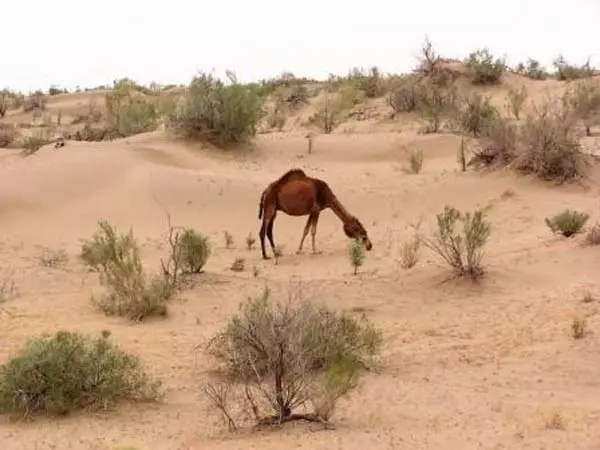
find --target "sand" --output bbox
[1,77,600,450]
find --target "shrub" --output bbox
[454,92,499,137]
[584,222,600,245]
[506,85,528,120]
[422,205,491,280]
[0,90,8,118]
[553,55,595,81]
[310,93,340,134]
[0,125,17,148]
[348,239,366,275]
[167,72,265,147]
[346,66,383,98]
[80,220,173,321]
[515,58,548,80]
[245,233,256,250]
[571,316,587,339]
[21,130,49,156]
[405,147,424,174]
[464,48,506,85]
[105,80,158,137]
[387,76,420,115]
[0,330,162,417]
[415,79,458,133]
[205,286,382,427]
[562,78,600,136]
[513,101,587,182]
[48,85,68,96]
[545,209,589,237]
[22,91,47,112]
[398,236,420,269]
[178,228,211,273]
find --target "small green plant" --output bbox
[0,330,162,418]
[405,147,424,174]
[506,85,528,120]
[422,205,491,280]
[415,79,458,133]
[178,229,211,273]
[245,233,256,250]
[105,79,158,137]
[571,316,587,339]
[348,239,366,275]
[545,209,589,237]
[205,285,382,428]
[223,230,234,249]
[80,220,173,321]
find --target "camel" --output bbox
[257,168,373,260]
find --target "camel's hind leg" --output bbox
[260,204,276,260]
[266,213,277,256]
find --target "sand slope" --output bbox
[1,78,600,449]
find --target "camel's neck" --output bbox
[328,195,353,224]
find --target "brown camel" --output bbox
[258,168,373,260]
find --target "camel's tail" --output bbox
[258,190,265,220]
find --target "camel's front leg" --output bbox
[296,215,312,254]
[310,212,322,255]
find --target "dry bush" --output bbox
[422,205,491,280]
[553,55,595,81]
[205,285,382,427]
[348,239,366,275]
[0,124,18,148]
[506,85,528,120]
[571,316,587,339]
[230,258,245,272]
[105,79,158,137]
[415,78,459,133]
[584,222,600,245]
[22,91,47,112]
[515,58,548,80]
[38,247,69,268]
[346,66,384,98]
[167,72,265,147]
[0,270,18,306]
[310,93,341,134]
[245,233,256,250]
[464,48,506,85]
[398,236,420,269]
[21,130,50,156]
[387,75,420,116]
[545,209,589,237]
[0,90,8,118]
[0,330,162,418]
[453,92,499,137]
[562,78,600,136]
[223,230,234,249]
[80,220,174,322]
[404,147,424,174]
[513,101,587,182]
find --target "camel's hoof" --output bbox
[262,256,271,260]
[296,250,304,255]
[311,250,323,256]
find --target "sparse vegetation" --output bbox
[0,270,18,306]
[464,48,506,85]
[105,79,158,137]
[515,58,548,80]
[584,222,600,245]
[422,205,491,280]
[0,330,162,418]
[230,258,245,272]
[205,286,382,428]
[21,130,49,155]
[506,85,528,120]
[398,236,420,270]
[454,92,499,137]
[80,220,174,321]
[22,91,47,112]
[245,233,256,250]
[405,147,424,174]
[553,55,595,81]
[562,78,600,136]
[167,72,265,147]
[38,247,69,268]
[348,239,366,275]
[415,78,458,133]
[545,209,589,237]
[571,316,587,339]
[223,231,234,249]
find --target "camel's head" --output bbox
[343,216,373,251]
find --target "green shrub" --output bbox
[422,205,491,280]
[415,79,458,133]
[387,75,420,115]
[553,55,595,81]
[454,92,499,137]
[105,80,158,137]
[348,239,366,275]
[80,220,173,321]
[464,48,506,85]
[0,330,162,417]
[206,286,381,427]
[515,58,548,80]
[346,66,383,98]
[167,72,265,147]
[178,228,211,273]
[545,209,589,237]
[21,130,49,156]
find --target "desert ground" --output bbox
[1,66,600,450]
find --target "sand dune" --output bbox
[1,74,600,450]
